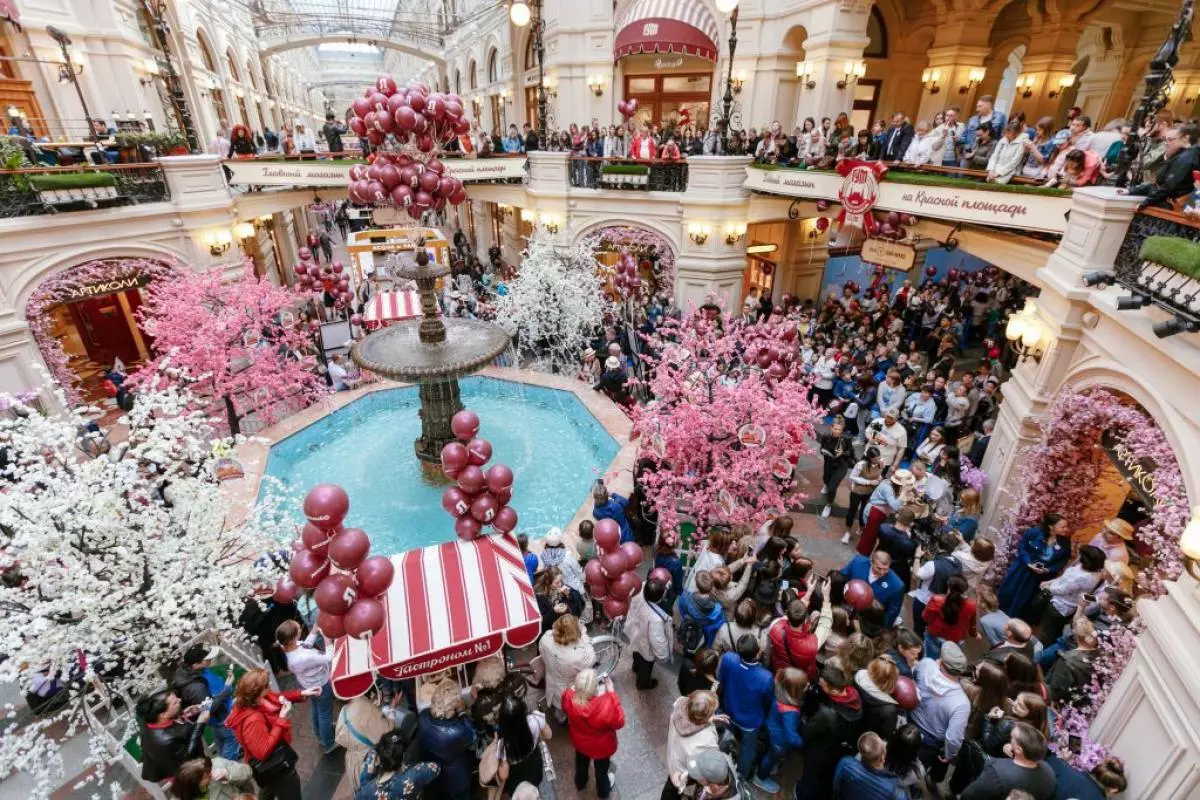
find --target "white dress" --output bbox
[538,633,595,710]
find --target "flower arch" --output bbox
[987,385,1188,768]
[26,257,185,403]
[588,224,677,301]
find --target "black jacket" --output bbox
[139,720,204,782]
[1130,145,1200,208]
[171,665,210,709]
[881,124,914,162]
[524,131,540,152]
[875,524,918,588]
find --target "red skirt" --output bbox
[857,506,888,556]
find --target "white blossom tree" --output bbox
[494,226,606,372]
[0,368,292,798]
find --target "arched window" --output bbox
[246,59,257,89]
[196,30,217,72]
[468,59,477,90]
[454,69,462,95]
[524,35,537,71]
[226,50,240,82]
[260,59,273,95]
[487,48,498,83]
[865,8,888,59]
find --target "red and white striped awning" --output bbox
[331,533,541,699]
[614,0,720,63]
[362,290,422,328]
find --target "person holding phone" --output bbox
[562,669,626,798]
[996,513,1071,621]
[226,668,319,800]
[276,620,338,754]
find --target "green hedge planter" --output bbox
[29,172,118,191]
[1140,235,1200,279]
[600,164,650,176]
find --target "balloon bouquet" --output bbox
[438,409,519,540]
[292,251,362,324]
[842,577,918,709]
[280,484,395,640]
[345,75,469,221]
[582,519,646,619]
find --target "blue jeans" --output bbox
[1037,637,1068,668]
[212,720,242,760]
[310,681,335,750]
[757,740,787,777]
[923,632,945,660]
[734,723,761,779]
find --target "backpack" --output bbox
[679,618,705,655]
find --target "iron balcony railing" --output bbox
[567,157,689,192]
[1113,207,1200,325]
[0,163,170,218]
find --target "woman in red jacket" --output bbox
[225,668,318,800]
[921,574,978,659]
[562,668,626,799]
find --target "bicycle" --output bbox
[590,615,625,678]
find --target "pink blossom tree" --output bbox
[134,261,326,433]
[631,311,823,535]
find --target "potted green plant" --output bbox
[160,132,190,155]
[114,132,149,163]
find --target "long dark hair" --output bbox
[498,695,534,759]
[941,574,969,626]
[885,724,921,774]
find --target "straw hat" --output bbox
[890,468,916,488]
[1104,518,1135,540]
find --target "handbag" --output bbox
[248,741,298,781]
[479,735,509,789]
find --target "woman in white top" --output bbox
[712,598,770,657]
[952,536,996,595]
[664,690,722,797]
[684,528,739,594]
[538,614,595,719]
[276,620,336,752]
[293,123,317,153]
[902,120,942,166]
[914,426,947,467]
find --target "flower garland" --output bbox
[595,225,677,300]
[25,258,184,404]
[984,386,1187,769]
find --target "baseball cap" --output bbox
[940,641,968,675]
[1052,129,1070,145]
[183,644,220,667]
[686,749,733,784]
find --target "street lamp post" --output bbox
[45,26,97,142]
[714,0,741,154]
[142,0,200,152]
[510,0,547,149]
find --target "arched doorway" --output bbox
[26,258,183,403]
[587,224,677,301]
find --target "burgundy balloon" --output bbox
[893,676,919,711]
[314,572,358,615]
[649,567,673,586]
[589,578,610,600]
[298,246,312,259]
[355,555,395,598]
[437,176,456,197]
[610,571,640,600]
[426,157,445,175]
[349,117,367,136]
[352,98,371,119]
[415,170,437,193]
[303,484,350,530]
[449,187,467,205]
[457,465,486,494]
[415,189,434,207]
[344,598,385,639]
[492,506,518,533]
[451,410,480,440]
[376,75,398,95]
[368,92,388,112]
[441,441,470,476]
[485,463,514,492]
[329,527,371,571]
[843,578,875,611]
[583,559,605,585]
[390,185,414,207]
[365,180,386,203]
[411,114,428,135]
[386,93,406,115]
[594,519,621,552]
[470,492,498,524]
[273,577,299,604]
[366,129,384,146]
[603,596,630,619]
[408,92,426,112]
[467,438,492,466]
[416,134,434,153]
[394,105,417,132]
[301,521,336,557]
[317,611,346,639]
[600,550,629,578]
[494,486,513,507]
[455,513,483,540]
[442,485,471,517]
[619,541,645,568]
[378,164,400,190]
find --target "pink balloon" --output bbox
[337,279,350,293]
[628,98,638,111]
[350,313,363,326]
[442,485,470,517]
[289,549,329,589]
[493,506,518,533]
[317,611,346,639]
[619,542,645,568]
[301,521,336,558]
[355,555,394,598]
[352,98,371,119]
[452,410,481,441]
[298,246,312,260]
[467,438,492,467]
[610,571,641,600]
[273,577,299,604]
[594,519,621,552]
[600,550,629,578]
[470,492,498,523]
[485,464,514,493]
[294,262,308,277]
[648,567,673,586]
[456,514,483,540]
[603,596,630,619]
[441,442,470,476]
[344,598,385,639]
[419,170,440,193]
[329,527,371,571]
[583,559,605,585]
[314,572,358,615]
[457,465,486,494]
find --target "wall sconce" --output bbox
[921,68,942,95]
[520,208,536,223]
[1004,299,1050,363]
[501,88,512,103]
[57,54,85,83]
[732,69,747,94]
[688,222,711,246]
[587,74,605,96]
[541,75,558,97]
[233,222,256,240]
[795,61,815,90]
[496,203,514,221]
[959,67,986,94]
[1048,74,1076,99]
[1015,74,1035,99]
[254,213,273,229]
[139,58,161,86]
[539,212,561,233]
[724,222,746,244]
[837,60,866,89]
[1181,507,1200,580]
[203,229,233,256]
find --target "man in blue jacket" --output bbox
[592,482,634,543]
[840,550,905,627]
[832,731,907,799]
[678,571,726,649]
[716,634,773,782]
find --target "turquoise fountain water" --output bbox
[262,377,619,554]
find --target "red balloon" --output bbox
[352,98,371,119]
[416,134,434,153]
[470,492,498,523]
[409,92,426,113]
[273,577,299,604]
[457,465,486,494]
[301,521,337,557]
[441,442,470,476]
[426,158,445,175]
[317,611,346,639]
[467,438,492,466]
[411,114,428,135]
[594,519,621,552]
[844,578,875,611]
[394,105,417,131]
[390,185,413,208]
[494,486,513,506]
[344,598,385,639]
[619,542,645,568]
[588,577,609,600]
[893,676,919,711]
[289,549,329,589]
[452,410,480,441]
[756,349,773,369]
[583,559,605,585]
[448,187,467,205]
[386,93,406,116]
[355,555,395,598]
[603,596,630,619]
[492,506,518,533]
[649,567,673,586]
[366,129,384,146]
[610,571,640,600]
[442,486,470,517]
[376,75,398,95]
[329,527,371,571]
[378,164,400,190]
[365,180,386,203]
[453,117,471,136]
[885,211,901,227]
[485,464,514,493]
[925,265,937,277]
[437,176,456,197]
[348,117,367,136]
[414,189,434,208]
[455,514,483,540]
[368,92,388,113]
[600,550,629,578]
[314,573,358,615]
[418,170,440,193]
[815,216,831,232]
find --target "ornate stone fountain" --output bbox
[350,240,511,464]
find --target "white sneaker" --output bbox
[840,532,851,545]
[608,771,617,791]
[817,487,825,496]
[821,505,832,518]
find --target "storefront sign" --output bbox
[1100,429,1161,510]
[62,273,149,302]
[444,157,527,182]
[224,156,526,188]
[861,238,917,270]
[743,167,1072,235]
[654,56,684,69]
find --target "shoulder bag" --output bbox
[248,741,298,782]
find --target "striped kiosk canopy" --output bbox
[331,532,541,699]
[614,0,720,62]
[362,290,423,329]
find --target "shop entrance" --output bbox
[45,287,152,400]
